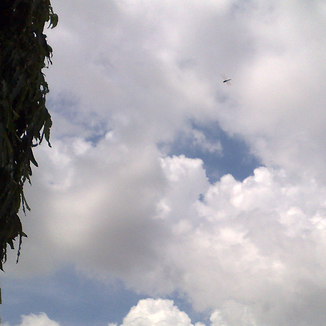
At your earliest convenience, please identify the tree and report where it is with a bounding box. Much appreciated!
[0,0,58,283]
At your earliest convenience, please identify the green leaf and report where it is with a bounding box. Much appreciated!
[48,13,59,29]
[0,0,57,277]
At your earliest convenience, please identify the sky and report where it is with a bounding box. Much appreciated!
[2,0,326,325]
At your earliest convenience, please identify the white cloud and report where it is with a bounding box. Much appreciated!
[113,298,205,326]
[213,2,326,179]
[191,129,222,154]
[6,151,326,325]
[109,298,258,326]
[121,298,193,326]
[46,0,326,181]
[3,313,60,326]
[45,0,326,179]
[164,167,326,325]
[105,160,326,325]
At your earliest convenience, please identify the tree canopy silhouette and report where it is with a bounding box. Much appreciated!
[0,0,58,277]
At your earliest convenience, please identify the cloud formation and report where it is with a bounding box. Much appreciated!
[111,298,203,326]
[7,150,326,325]
[4,0,326,325]
[3,313,60,326]
[109,298,261,326]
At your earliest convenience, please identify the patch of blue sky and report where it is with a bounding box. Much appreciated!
[162,120,261,183]
[47,94,108,144]
[1,266,148,326]
[2,266,209,326]
[166,291,209,325]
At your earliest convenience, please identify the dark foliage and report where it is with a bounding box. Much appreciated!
[0,0,58,274]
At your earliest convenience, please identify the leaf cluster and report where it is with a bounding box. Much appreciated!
[0,0,57,271]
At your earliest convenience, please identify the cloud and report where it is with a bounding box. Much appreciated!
[151,164,326,325]
[212,2,326,178]
[44,0,326,181]
[101,158,326,325]
[6,150,326,325]
[110,298,205,326]
[3,313,60,326]
[109,298,258,326]
[5,135,169,280]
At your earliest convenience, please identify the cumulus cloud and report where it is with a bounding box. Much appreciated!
[150,163,326,325]
[6,150,326,325]
[108,298,258,326]
[3,313,60,326]
[109,298,205,326]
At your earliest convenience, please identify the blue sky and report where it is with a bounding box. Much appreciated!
[3,0,326,325]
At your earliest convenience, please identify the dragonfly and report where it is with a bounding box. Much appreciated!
[221,74,231,84]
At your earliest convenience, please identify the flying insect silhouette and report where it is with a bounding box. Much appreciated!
[221,74,231,84]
